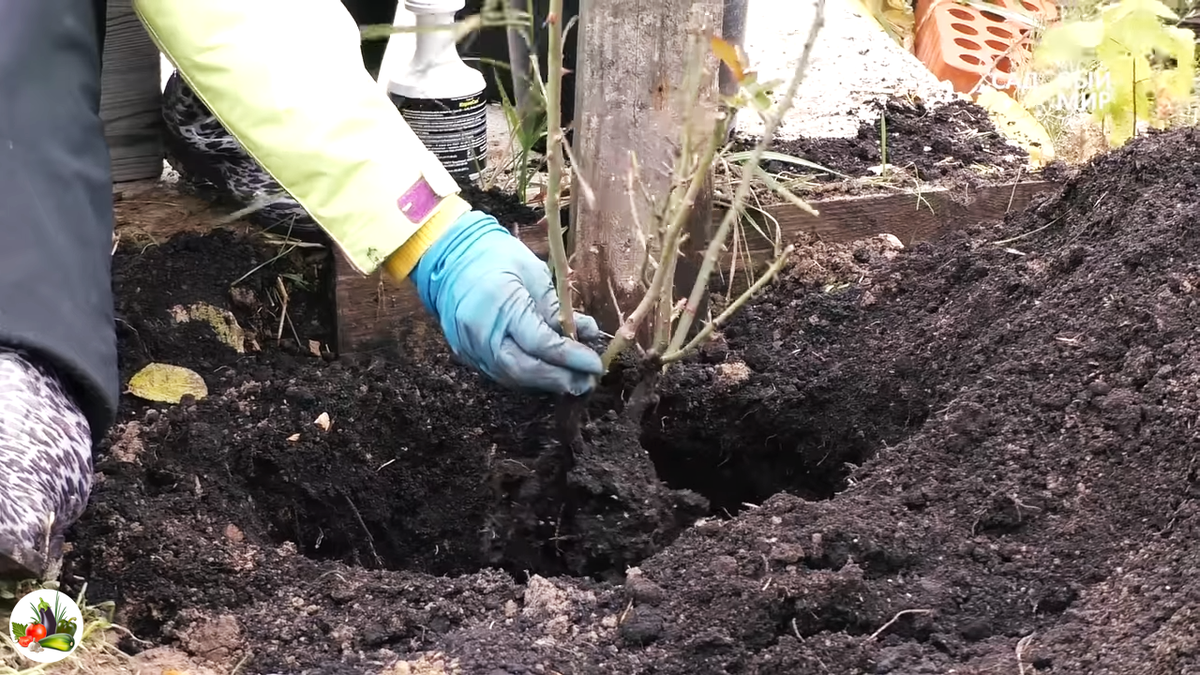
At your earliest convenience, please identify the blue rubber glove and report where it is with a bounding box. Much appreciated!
[411,210,606,395]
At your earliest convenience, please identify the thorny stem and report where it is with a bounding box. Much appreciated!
[664,0,827,357]
[654,32,707,353]
[660,243,795,363]
[600,119,724,370]
[543,0,576,339]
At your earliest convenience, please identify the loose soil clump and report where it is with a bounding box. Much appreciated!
[735,97,1033,197]
[62,127,1200,673]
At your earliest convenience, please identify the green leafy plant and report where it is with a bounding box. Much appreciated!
[1025,0,1196,146]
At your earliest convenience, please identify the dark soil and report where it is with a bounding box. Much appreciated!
[736,97,1036,196]
[60,126,1200,673]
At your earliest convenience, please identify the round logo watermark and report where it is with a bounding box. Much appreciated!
[8,589,83,663]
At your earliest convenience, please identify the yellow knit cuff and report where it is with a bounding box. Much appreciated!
[382,194,472,281]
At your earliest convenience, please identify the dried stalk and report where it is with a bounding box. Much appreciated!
[543,0,576,339]
[600,119,723,370]
[660,242,794,363]
[653,29,712,353]
[665,0,827,356]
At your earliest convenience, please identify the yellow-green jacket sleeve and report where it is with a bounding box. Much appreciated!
[132,0,471,278]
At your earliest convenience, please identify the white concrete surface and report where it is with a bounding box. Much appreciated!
[735,0,956,140]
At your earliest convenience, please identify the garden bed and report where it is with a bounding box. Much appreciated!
[730,96,1042,203]
[56,127,1200,674]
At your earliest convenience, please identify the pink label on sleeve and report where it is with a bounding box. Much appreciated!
[397,177,439,223]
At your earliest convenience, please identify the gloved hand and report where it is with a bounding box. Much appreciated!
[411,210,606,396]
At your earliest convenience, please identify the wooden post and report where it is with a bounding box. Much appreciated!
[101,0,164,183]
[569,0,724,338]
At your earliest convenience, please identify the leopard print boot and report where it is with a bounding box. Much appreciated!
[161,70,324,239]
[0,350,93,580]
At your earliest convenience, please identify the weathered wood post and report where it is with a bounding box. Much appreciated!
[569,0,724,339]
[101,0,164,183]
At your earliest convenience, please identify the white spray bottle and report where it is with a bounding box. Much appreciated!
[386,0,489,183]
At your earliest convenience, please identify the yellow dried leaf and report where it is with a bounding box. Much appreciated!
[168,302,245,353]
[974,86,1056,167]
[314,412,331,431]
[711,35,748,83]
[287,433,301,442]
[127,363,208,404]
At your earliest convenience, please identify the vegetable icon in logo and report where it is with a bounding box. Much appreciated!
[8,589,82,663]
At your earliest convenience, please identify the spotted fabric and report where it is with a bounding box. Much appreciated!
[0,350,92,579]
[161,70,322,237]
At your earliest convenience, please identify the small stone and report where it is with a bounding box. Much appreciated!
[223,523,244,543]
[1088,380,1111,395]
[710,555,739,575]
[768,543,805,565]
[619,607,664,646]
[960,619,991,641]
[624,574,666,606]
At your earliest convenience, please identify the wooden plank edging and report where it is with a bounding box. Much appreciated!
[333,179,1060,355]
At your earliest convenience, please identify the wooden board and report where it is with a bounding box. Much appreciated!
[101,0,164,183]
[332,248,443,360]
[730,180,1058,260]
[332,179,1060,355]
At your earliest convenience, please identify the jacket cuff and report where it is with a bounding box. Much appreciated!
[382,194,472,280]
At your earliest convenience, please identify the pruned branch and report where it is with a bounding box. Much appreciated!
[665,0,827,356]
[543,0,576,339]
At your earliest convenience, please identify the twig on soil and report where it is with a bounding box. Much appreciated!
[274,277,289,341]
[867,609,933,641]
[272,277,304,348]
[231,651,253,675]
[1015,632,1036,675]
[992,216,1062,246]
[343,493,383,568]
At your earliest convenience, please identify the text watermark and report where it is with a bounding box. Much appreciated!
[983,68,1114,113]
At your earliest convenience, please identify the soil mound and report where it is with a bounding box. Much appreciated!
[62,127,1200,673]
[736,97,1031,186]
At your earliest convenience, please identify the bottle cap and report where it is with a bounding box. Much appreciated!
[404,0,466,13]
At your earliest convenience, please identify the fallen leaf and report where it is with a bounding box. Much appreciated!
[314,412,331,431]
[169,302,246,353]
[711,35,750,84]
[973,85,1056,167]
[287,433,301,442]
[308,340,322,357]
[127,363,208,404]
